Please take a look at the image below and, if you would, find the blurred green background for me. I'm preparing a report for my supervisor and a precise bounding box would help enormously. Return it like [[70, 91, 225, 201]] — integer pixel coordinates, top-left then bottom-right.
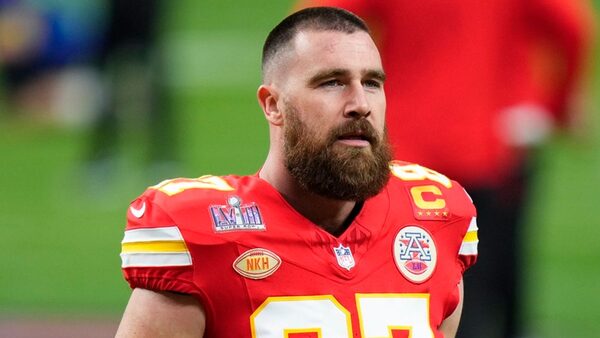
[[0, 1, 599, 337]]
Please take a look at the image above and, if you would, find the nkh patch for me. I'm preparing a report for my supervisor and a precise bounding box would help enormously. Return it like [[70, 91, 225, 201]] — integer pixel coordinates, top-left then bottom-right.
[[209, 195, 266, 232], [232, 248, 281, 280], [393, 225, 437, 283], [333, 244, 355, 271]]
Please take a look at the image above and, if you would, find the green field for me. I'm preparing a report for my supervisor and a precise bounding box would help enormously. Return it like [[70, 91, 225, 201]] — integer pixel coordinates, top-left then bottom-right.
[[1, 1, 599, 337]]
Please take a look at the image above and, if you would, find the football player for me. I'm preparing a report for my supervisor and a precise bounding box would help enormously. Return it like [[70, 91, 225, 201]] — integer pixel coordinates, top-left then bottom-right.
[[294, 1, 595, 337], [116, 7, 478, 337]]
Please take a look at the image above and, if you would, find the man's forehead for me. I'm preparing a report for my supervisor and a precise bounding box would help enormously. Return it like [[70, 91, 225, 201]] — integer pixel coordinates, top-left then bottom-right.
[[263, 29, 382, 84], [291, 31, 381, 64], [293, 29, 377, 54], [292, 30, 382, 69]]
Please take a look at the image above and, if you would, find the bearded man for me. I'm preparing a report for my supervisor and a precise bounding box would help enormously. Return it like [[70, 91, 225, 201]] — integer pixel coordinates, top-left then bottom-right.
[[116, 7, 478, 338]]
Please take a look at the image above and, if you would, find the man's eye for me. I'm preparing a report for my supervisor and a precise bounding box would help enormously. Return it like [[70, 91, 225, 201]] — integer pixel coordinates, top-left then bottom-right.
[[320, 79, 344, 87], [363, 80, 382, 88]]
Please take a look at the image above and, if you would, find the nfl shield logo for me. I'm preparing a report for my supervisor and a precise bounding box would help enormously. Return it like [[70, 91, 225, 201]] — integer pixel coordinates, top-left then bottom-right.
[[333, 244, 355, 271]]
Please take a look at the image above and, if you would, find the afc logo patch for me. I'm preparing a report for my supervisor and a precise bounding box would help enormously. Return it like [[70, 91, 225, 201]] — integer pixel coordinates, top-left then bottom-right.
[[393, 225, 437, 283]]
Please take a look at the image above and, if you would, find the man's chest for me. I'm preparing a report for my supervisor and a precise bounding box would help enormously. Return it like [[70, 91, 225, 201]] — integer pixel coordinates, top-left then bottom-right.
[[181, 219, 461, 337]]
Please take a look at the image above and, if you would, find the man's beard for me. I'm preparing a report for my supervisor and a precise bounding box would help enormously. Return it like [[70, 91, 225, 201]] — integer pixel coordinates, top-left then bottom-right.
[[283, 107, 392, 201]]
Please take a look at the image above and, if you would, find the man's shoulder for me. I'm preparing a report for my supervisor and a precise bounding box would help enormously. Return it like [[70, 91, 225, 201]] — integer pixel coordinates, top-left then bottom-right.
[[125, 174, 263, 229], [139, 175, 255, 210], [384, 161, 478, 268], [386, 160, 476, 219]]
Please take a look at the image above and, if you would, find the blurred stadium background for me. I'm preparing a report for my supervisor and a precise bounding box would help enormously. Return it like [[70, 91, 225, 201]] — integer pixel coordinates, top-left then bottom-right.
[[0, 0, 598, 337]]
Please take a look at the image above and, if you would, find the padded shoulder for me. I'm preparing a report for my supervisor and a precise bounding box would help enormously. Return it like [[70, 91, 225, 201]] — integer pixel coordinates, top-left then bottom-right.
[[125, 175, 240, 228], [120, 175, 239, 295], [387, 161, 475, 220], [387, 161, 478, 271]]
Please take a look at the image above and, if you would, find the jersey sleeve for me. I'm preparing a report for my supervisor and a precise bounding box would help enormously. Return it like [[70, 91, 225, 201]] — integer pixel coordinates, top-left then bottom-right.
[[457, 201, 478, 273], [458, 189, 479, 272], [120, 188, 199, 296], [389, 160, 478, 273]]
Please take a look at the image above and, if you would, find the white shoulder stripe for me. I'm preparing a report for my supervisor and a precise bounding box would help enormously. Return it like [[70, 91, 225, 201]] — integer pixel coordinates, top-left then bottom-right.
[[121, 252, 192, 268], [468, 217, 478, 231], [459, 217, 479, 256], [459, 241, 478, 256], [122, 226, 184, 243]]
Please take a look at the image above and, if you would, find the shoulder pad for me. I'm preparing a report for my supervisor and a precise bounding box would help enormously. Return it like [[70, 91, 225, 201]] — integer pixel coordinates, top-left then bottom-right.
[[389, 161, 452, 189], [388, 161, 475, 220], [149, 175, 236, 197], [141, 175, 238, 214]]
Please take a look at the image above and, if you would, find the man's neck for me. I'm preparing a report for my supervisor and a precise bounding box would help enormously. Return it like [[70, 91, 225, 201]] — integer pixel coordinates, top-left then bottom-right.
[[282, 187, 359, 236], [259, 156, 359, 236]]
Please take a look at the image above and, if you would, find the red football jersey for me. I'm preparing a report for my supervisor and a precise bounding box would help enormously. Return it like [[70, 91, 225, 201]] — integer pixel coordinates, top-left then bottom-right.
[[121, 161, 478, 337]]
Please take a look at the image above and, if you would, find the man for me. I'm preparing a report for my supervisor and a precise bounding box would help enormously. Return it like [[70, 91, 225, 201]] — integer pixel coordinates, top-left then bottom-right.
[[294, 1, 594, 337], [116, 7, 478, 337]]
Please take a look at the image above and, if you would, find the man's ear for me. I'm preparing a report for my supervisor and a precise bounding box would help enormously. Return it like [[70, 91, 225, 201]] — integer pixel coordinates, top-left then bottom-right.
[[257, 85, 283, 126]]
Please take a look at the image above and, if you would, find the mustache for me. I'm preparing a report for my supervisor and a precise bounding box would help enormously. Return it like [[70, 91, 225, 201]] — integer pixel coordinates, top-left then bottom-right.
[[328, 119, 379, 145]]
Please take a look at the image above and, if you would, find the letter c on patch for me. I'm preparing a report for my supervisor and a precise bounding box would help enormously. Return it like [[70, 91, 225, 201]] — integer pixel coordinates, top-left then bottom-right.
[[410, 185, 446, 209]]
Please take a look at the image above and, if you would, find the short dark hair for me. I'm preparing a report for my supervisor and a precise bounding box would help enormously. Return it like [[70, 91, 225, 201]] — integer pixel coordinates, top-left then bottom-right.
[[262, 7, 370, 76]]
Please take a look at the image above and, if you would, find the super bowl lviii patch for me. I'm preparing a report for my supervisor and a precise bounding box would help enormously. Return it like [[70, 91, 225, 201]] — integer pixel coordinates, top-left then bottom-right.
[[209, 196, 266, 232], [233, 248, 281, 280], [393, 225, 437, 283]]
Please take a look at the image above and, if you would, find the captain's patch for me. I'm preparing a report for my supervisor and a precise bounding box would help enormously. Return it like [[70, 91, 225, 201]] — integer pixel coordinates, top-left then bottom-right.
[[407, 185, 450, 221]]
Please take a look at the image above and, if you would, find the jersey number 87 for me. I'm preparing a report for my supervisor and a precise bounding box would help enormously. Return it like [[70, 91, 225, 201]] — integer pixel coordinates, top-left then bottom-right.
[[251, 293, 434, 337]]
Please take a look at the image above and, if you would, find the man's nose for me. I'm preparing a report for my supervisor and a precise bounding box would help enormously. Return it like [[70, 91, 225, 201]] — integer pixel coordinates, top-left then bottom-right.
[[344, 82, 371, 118]]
